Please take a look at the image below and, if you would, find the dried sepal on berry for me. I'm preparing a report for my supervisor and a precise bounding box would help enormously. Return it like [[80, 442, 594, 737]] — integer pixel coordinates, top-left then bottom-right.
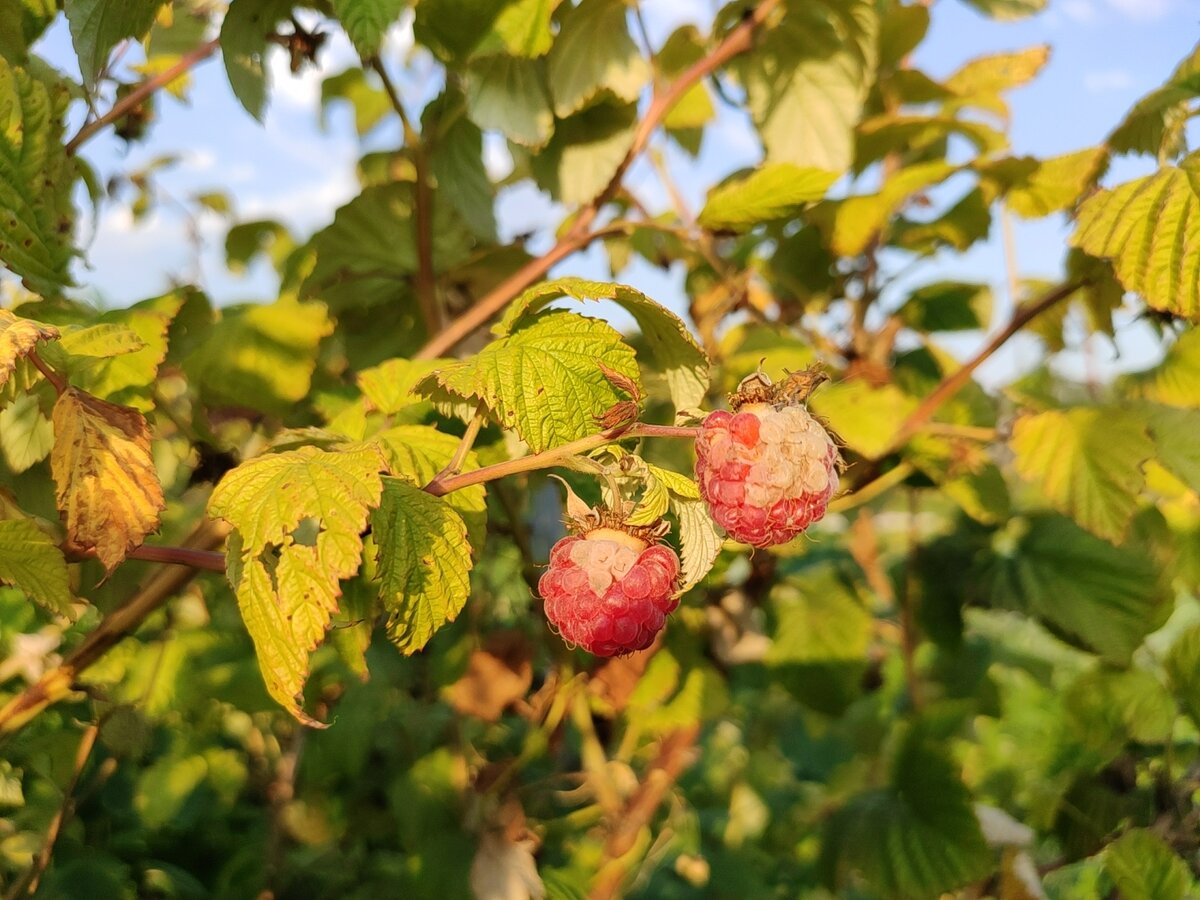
[[695, 366, 842, 548]]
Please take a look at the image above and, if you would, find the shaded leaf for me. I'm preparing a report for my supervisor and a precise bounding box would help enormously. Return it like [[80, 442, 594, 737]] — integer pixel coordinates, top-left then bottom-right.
[[0, 516, 70, 614], [465, 54, 553, 147], [65, 0, 163, 85], [1165, 624, 1200, 728], [0, 391, 52, 472], [51, 388, 164, 571], [547, 0, 646, 118], [372, 477, 472, 654], [1104, 829, 1191, 900], [331, 0, 406, 56], [219, 0, 294, 120]]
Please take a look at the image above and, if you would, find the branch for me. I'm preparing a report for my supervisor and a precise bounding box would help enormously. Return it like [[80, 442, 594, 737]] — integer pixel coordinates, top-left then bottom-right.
[[414, 0, 781, 360], [0, 518, 230, 736], [370, 57, 441, 333], [27, 350, 66, 394], [65, 38, 222, 155]]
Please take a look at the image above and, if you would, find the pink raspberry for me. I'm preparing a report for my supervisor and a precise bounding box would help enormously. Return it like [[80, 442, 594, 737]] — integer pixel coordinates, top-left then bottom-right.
[[695, 402, 840, 547], [538, 527, 681, 657]]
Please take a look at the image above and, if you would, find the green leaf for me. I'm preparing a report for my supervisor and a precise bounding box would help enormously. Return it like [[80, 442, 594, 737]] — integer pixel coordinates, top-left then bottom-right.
[[0, 391, 52, 472], [672, 496, 721, 593], [996, 148, 1107, 218], [829, 161, 956, 256], [413, 0, 503, 61], [219, 0, 295, 120], [810, 379, 916, 458], [1165, 624, 1200, 728], [64, 0, 163, 85], [0, 58, 76, 294], [1010, 407, 1153, 543], [0, 0, 56, 62], [820, 726, 993, 899], [374, 425, 487, 553], [529, 98, 635, 205], [547, 0, 647, 118], [225, 219, 293, 273], [908, 435, 1010, 524], [1072, 157, 1200, 322], [1123, 329, 1200, 408], [209, 445, 385, 724], [1145, 405, 1200, 491], [0, 516, 70, 614], [464, 54, 553, 147], [358, 357, 445, 416], [855, 116, 1005, 172], [419, 310, 640, 452], [331, 0, 406, 56], [981, 514, 1168, 663], [899, 281, 991, 332], [52, 323, 145, 359], [477, 0, 555, 58], [0, 308, 57, 393], [1104, 829, 1192, 900], [658, 25, 714, 137], [372, 477, 472, 654], [497, 277, 709, 411], [1064, 668, 1176, 757], [1108, 44, 1200, 158], [738, 0, 878, 172], [944, 45, 1049, 108], [878, 3, 929, 70], [184, 300, 332, 416], [957, 0, 1046, 21], [320, 68, 391, 136], [697, 164, 836, 231], [426, 92, 496, 241]]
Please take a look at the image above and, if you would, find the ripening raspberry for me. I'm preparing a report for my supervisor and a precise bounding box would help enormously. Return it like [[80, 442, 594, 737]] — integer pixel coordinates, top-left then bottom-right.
[[695, 369, 841, 547], [538, 526, 681, 657]]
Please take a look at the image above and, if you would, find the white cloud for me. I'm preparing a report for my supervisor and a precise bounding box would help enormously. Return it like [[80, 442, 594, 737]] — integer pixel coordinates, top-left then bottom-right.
[[1104, 0, 1175, 19], [240, 167, 359, 234], [1084, 69, 1133, 92], [482, 133, 514, 181]]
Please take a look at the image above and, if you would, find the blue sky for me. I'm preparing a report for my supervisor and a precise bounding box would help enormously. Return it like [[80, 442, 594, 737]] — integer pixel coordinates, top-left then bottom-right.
[[28, 0, 1200, 384]]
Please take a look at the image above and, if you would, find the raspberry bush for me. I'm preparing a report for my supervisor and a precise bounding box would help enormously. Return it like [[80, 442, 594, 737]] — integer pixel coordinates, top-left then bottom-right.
[[0, 1, 1198, 898]]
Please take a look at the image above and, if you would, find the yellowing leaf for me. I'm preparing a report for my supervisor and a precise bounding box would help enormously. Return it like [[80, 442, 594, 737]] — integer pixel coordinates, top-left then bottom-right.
[[50, 388, 164, 571], [1000, 148, 1107, 218], [209, 445, 385, 725], [698, 164, 837, 231], [830, 161, 956, 256], [0, 516, 70, 614], [372, 478, 472, 654], [358, 357, 446, 415], [420, 311, 641, 452], [811, 379, 917, 458], [1010, 407, 1153, 544], [1072, 158, 1200, 321], [0, 309, 57, 391], [673, 496, 721, 592]]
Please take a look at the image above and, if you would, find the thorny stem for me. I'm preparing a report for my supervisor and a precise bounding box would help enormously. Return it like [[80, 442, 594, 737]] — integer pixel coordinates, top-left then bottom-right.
[[413, 0, 781, 360], [370, 57, 441, 333], [65, 38, 222, 155]]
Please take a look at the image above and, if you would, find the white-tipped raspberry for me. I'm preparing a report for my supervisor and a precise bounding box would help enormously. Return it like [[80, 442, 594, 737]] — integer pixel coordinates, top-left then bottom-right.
[[695, 390, 840, 547], [538, 527, 681, 657]]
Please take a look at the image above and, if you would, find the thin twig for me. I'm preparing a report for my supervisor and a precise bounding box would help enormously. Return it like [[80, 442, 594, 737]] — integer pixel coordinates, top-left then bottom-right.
[[66, 38, 221, 155], [427, 402, 487, 486], [369, 57, 441, 333], [413, 0, 781, 360], [27, 350, 66, 394]]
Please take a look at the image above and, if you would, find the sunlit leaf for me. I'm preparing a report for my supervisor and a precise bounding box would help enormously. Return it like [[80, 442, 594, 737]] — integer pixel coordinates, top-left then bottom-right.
[[546, 0, 647, 118], [1104, 829, 1192, 900], [672, 496, 721, 593], [698, 164, 836, 231], [50, 388, 165, 572], [0, 309, 57, 392], [0, 515, 69, 614]]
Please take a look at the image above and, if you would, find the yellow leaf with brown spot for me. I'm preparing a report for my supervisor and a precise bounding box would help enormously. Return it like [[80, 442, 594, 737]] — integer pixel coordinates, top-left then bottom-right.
[[50, 388, 165, 571], [0, 309, 58, 391]]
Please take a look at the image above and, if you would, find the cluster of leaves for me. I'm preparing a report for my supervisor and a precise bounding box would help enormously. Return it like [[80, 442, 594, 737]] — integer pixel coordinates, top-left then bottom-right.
[[0, 0, 1199, 897]]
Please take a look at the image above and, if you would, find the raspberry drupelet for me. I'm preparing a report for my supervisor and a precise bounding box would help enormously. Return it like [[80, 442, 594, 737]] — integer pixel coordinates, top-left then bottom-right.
[[695, 369, 841, 547], [538, 526, 681, 657]]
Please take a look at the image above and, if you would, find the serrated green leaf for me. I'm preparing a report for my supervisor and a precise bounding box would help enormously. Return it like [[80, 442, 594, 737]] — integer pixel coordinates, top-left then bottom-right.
[[427, 92, 496, 241], [1064, 668, 1176, 758], [413, 0, 502, 60], [626, 476, 669, 527], [829, 161, 956, 256], [64, 0, 163, 85], [1123, 329, 1200, 407], [908, 435, 1010, 524], [1072, 158, 1200, 321], [0, 516, 70, 614], [358, 357, 445, 416], [530, 98, 635, 205], [738, 0, 877, 172], [546, 0, 646, 118], [184, 300, 332, 416], [1104, 829, 1191, 900], [998, 148, 1107, 218], [1010, 407, 1152, 543], [219, 0, 294, 120], [981, 514, 1168, 663], [54, 323, 145, 358], [944, 45, 1048, 102], [331, 0, 405, 56], [1165, 624, 1200, 728], [0, 58, 76, 293], [477, 0, 555, 58], [1145, 405, 1200, 491], [421, 310, 640, 452], [464, 54, 553, 147], [372, 477, 472, 654], [899, 281, 991, 332], [0, 391, 52, 473], [698, 164, 836, 231], [855, 116, 1005, 172], [672, 496, 721, 592], [373, 425, 487, 553], [209, 445, 385, 724], [1108, 44, 1200, 158], [957, 0, 1046, 20], [821, 726, 992, 899], [497, 277, 709, 411], [647, 463, 700, 500]]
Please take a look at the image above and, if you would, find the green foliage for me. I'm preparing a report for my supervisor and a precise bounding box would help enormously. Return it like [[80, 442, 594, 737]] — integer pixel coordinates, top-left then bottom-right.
[[1, 2, 1199, 897]]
